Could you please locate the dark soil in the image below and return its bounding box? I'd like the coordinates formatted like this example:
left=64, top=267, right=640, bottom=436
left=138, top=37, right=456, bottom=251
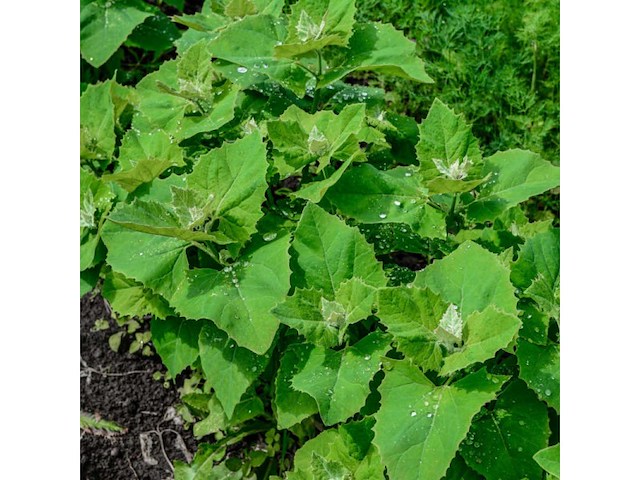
left=81, top=293, right=198, bottom=480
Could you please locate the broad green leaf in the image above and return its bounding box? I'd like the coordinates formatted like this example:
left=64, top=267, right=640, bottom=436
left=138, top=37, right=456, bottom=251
left=292, top=203, right=386, bottom=296
left=326, top=164, right=447, bottom=238
left=207, top=14, right=314, bottom=96
left=376, top=286, right=448, bottom=371
left=291, top=331, right=391, bottom=425
left=150, top=318, right=202, bottom=377
left=291, top=153, right=356, bottom=203
left=81, top=169, right=115, bottom=270
left=187, top=132, right=268, bottom=245
left=512, top=229, right=560, bottom=318
left=534, top=444, right=560, bottom=478
left=224, top=0, right=258, bottom=18
left=274, top=343, right=318, bottom=429
left=105, top=199, right=217, bottom=242
left=467, top=150, right=560, bottom=222
left=443, top=454, right=483, bottom=480
left=413, top=240, right=518, bottom=317
left=319, top=23, right=433, bottom=87
left=415, top=99, right=484, bottom=192
left=440, top=306, right=521, bottom=376
left=80, top=80, right=116, bottom=162
left=80, top=267, right=100, bottom=297
left=517, top=339, right=560, bottom=412
left=102, top=207, right=189, bottom=299
left=267, top=103, right=366, bottom=176
left=81, top=0, right=152, bottom=67
left=289, top=420, right=385, bottom=480
left=460, top=380, right=550, bottom=480
left=126, top=13, right=182, bottom=52
left=102, top=270, right=174, bottom=319
left=198, top=322, right=269, bottom=418
left=104, top=129, right=185, bottom=192
left=373, top=360, right=507, bottom=480
left=519, top=301, right=551, bottom=345
left=272, top=288, right=344, bottom=348
left=272, top=278, right=376, bottom=347
left=275, top=0, right=357, bottom=58
left=224, top=0, right=283, bottom=18
left=174, top=11, right=228, bottom=55
left=134, top=58, right=240, bottom=141
left=171, top=236, right=291, bottom=354
left=193, top=395, right=227, bottom=437
left=174, top=443, right=224, bottom=480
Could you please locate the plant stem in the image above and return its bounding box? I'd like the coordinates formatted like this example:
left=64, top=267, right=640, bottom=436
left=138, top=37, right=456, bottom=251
left=280, top=430, right=289, bottom=472
left=316, top=50, right=323, bottom=77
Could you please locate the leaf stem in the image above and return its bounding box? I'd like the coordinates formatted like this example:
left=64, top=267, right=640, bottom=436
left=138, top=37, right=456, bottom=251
left=190, top=241, right=222, bottom=265
left=316, top=50, right=323, bottom=77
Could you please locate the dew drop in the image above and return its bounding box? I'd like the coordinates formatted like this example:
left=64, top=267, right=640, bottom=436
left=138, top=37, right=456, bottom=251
left=364, top=355, right=371, bottom=360
left=410, top=411, right=417, bottom=417
left=263, top=232, right=277, bottom=242
left=379, top=213, right=387, bottom=219
left=393, top=200, right=402, bottom=206
left=237, top=66, right=248, bottom=74
left=544, top=389, right=552, bottom=396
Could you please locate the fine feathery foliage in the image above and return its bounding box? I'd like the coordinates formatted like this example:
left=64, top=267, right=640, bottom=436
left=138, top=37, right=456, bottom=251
left=80, top=0, right=560, bottom=478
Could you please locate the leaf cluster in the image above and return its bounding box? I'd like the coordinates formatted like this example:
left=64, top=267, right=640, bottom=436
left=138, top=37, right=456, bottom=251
left=80, top=1, right=560, bottom=478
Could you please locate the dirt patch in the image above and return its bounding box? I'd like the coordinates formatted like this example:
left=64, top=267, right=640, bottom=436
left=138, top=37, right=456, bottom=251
left=81, top=293, right=198, bottom=480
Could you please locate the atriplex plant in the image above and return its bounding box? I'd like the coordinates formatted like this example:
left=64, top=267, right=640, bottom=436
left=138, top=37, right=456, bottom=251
left=80, top=0, right=560, bottom=479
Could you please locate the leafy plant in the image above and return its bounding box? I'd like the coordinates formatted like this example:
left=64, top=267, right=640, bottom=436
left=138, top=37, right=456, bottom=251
left=80, top=0, right=560, bottom=478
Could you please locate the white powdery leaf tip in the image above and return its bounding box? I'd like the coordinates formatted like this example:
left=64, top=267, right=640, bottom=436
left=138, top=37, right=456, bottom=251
left=296, top=9, right=326, bottom=42
left=432, top=155, right=473, bottom=180
left=439, top=304, right=463, bottom=341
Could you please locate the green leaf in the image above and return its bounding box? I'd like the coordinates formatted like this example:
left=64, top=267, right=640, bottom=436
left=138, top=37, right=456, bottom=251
left=292, top=203, right=386, bottom=296
left=81, top=412, right=125, bottom=433
left=272, top=278, right=376, bottom=347
left=373, top=360, right=507, bottom=480
left=512, top=229, right=560, bottom=318
left=272, top=288, right=343, bottom=348
left=413, top=241, right=518, bottom=317
left=326, top=164, right=447, bottom=238
left=80, top=80, right=116, bottom=162
left=275, top=0, right=357, bottom=58
left=81, top=169, right=114, bottom=270
left=291, top=331, right=391, bottom=425
left=174, top=443, right=225, bottom=480
left=81, top=267, right=101, bottom=297
left=106, top=198, right=217, bottom=242
left=127, top=13, right=182, bottom=53
left=517, top=339, right=560, bottom=412
left=533, top=444, right=560, bottom=478
left=415, top=99, right=484, bottom=192
left=171, top=236, right=291, bottom=354
left=467, top=150, right=560, bottom=222
left=102, top=270, right=174, bottom=319
left=460, top=380, right=550, bottom=480
left=319, top=22, right=433, bottom=87
left=134, top=57, right=240, bottom=141
left=198, top=322, right=269, bottom=418
left=267, top=103, right=366, bottom=177
left=519, top=301, right=551, bottom=345
left=207, top=14, right=313, bottom=96
left=150, top=317, right=202, bottom=377
left=187, top=132, right=269, bottom=245
left=376, top=286, right=448, bottom=371
left=289, top=421, right=385, bottom=480
left=440, top=306, right=521, bottom=376
left=104, top=129, right=185, bottom=192
left=80, top=0, right=152, bottom=67
left=274, top=343, right=318, bottom=429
